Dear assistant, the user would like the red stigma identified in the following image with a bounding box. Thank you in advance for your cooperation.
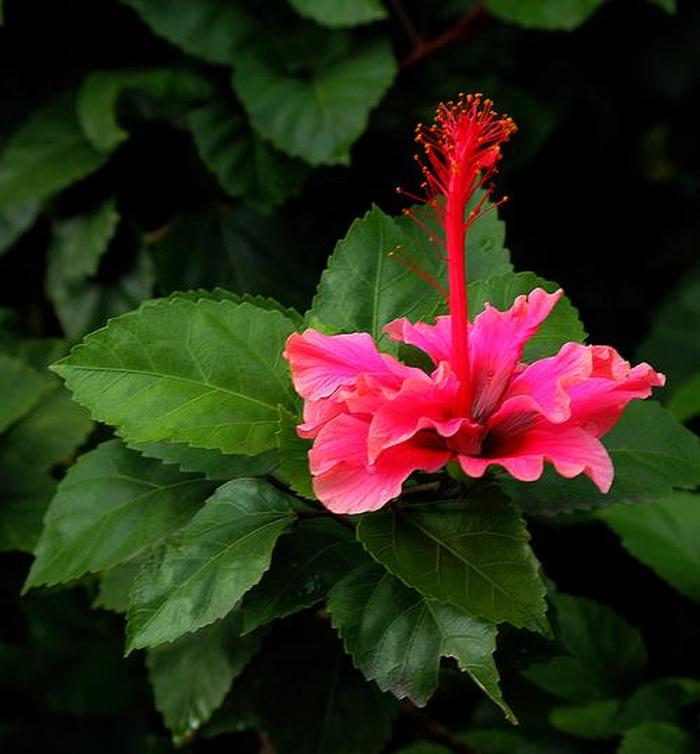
[413,93,517,417]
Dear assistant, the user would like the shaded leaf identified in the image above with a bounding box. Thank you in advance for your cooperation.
[549,700,621,740]
[0,471,56,553]
[505,401,700,515]
[187,102,308,211]
[0,200,39,255]
[275,407,314,499]
[232,39,396,166]
[77,68,212,153]
[147,611,262,744]
[328,562,511,716]
[121,0,254,65]
[0,354,52,433]
[288,0,387,27]
[357,491,548,633]
[522,593,646,702]
[598,492,700,603]
[126,478,298,649]
[25,439,213,589]
[619,722,694,754]
[0,94,107,210]
[668,371,700,422]
[241,517,364,633]
[53,298,297,455]
[95,557,147,614]
[485,0,606,31]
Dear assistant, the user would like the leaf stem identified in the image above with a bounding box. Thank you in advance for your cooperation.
[399,3,487,70]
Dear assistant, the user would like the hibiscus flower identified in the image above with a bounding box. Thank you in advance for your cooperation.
[284,94,664,514]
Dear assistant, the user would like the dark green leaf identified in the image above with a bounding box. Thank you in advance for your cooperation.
[232,39,396,166]
[150,206,309,310]
[0,94,107,210]
[619,722,694,754]
[668,371,700,422]
[309,205,515,349]
[187,102,308,211]
[77,68,213,152]
[248,622,398,754]
[126,478,298,649]
[506,401,700,515]
[357,491,548,633]
[288,0,388,27]
[522,593,646,702]
[0,471,56,553]
[485,0,606,30]
[146,611,262,744]
[133,441,278,480]
[45,199,154,338]
[0,354,52,432]
[549,700,621,740]
[53,298,297,455]
[121,0,254,65]
[328,562,512,716]
[25,439,214,589]
[649,0,676,11]
[241,517,364,633]
[0,201,39,255]
[598,492,700,603]
[275,407,314,499]
[615,678,700,731]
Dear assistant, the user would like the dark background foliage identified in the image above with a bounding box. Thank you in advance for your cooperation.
[2,1,700,752]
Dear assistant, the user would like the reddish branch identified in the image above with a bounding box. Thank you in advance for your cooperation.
[398,2,487,70]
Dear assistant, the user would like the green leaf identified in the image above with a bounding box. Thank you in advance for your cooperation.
[309,205,514,348]
[0,471,56,553]
[648,0,676,13]
[241,518,364,633]
[619,722,694,754]
[505,401,700,515]
[288,0,387,27]
[232,39,396,166]
[133,441,278,480]
[468,272,586,362]
[0,201,39,256]
[150,206,309,310]
[146,612,262,744]
[247,622,398,754]
[549,700,621,740]
[126,478,298,649]
[77,68,213,153]
[0,388,93,471]
[357,491,548,633]
[637,269,700,394]
[522,593,646,702]
[95,557,147,614]
[25,439,214,589]
[485,0,607,31]
[45,199,154,338]
[0,354,52,433]
[187,102,308,212]
[598,492,700,603]
[328,562,512,716]
[668,371,700,422]
[120,0,254,65]
[275,407,314,499]
[53,298,297,455]
[0,94,107,210]
[615,678,700,731]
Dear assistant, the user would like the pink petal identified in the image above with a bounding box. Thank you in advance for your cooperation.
[284,329,420,401]
[297,397,347,439]
[566,347,666,437]
[367,363,475,462]
[491,342,593,426]
[468,288,563,422]
[383,316,452,365]
[309,414,449,513]
[458,425,614,493]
